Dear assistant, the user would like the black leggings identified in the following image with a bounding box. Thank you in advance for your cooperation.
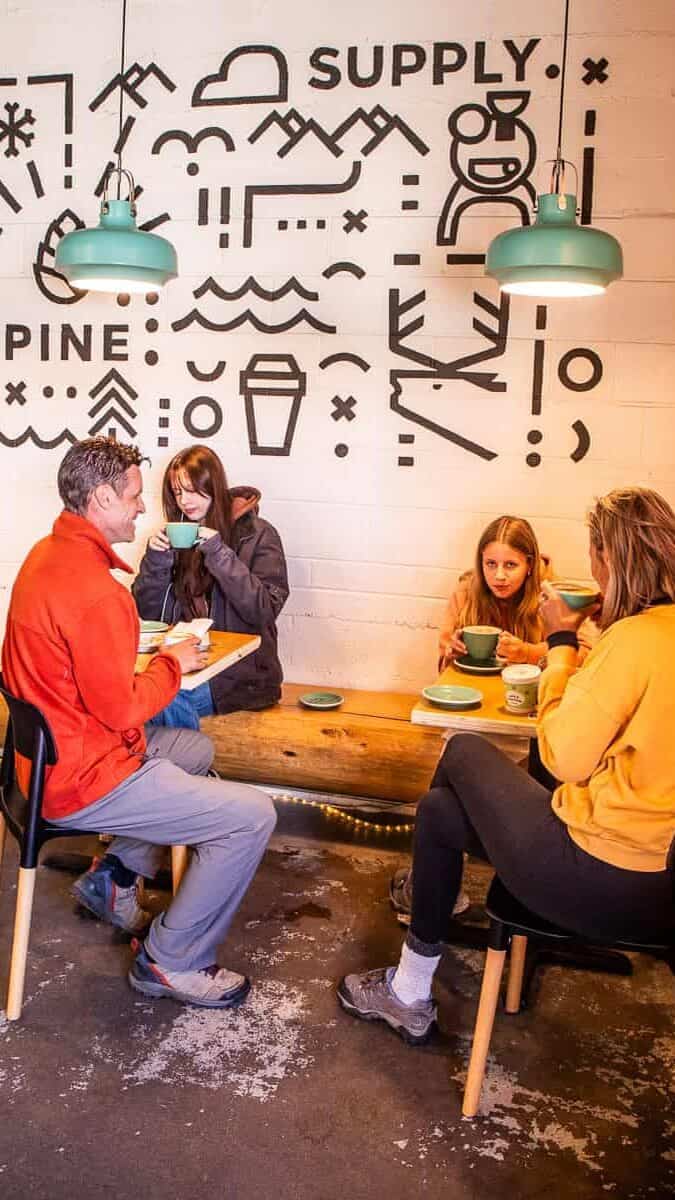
[409,734,675,952]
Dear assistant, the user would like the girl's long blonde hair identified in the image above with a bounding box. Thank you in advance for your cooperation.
[588,487,675,629]
[460,516,543,641]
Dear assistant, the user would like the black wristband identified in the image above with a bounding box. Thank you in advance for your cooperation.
[546,630,579,650]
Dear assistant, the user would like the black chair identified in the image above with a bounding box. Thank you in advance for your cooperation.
[0,677,90,1020]
[462,874,675,1117]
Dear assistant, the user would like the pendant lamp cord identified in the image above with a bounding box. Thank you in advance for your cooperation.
[553,0,571,193]
[114,0,126,196]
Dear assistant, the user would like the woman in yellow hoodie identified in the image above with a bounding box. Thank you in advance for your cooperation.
[338,487,675,1044]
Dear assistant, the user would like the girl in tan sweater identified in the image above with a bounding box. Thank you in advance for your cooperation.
[438,515,551,670]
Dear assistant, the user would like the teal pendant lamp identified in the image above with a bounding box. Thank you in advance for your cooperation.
[486,0,622,298]
[55,0,177,293]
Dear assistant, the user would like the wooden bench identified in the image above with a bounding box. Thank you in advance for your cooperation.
[201,683,447,805]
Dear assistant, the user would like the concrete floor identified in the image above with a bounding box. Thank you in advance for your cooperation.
[0,801,673,1200]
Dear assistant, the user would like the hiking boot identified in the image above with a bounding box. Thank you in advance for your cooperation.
[389,867,470,927]
[337,967,436,1045]
[128,943,251,1009]
[72,856,151,935]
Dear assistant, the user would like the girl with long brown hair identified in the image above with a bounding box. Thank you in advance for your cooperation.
[340,487,675,1045]
[133,445,288,727]
[438,515,549,669]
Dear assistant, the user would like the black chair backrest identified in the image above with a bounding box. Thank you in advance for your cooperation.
[0,675,58,856]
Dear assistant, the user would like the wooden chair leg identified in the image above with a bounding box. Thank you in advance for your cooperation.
[171,845,189,894]
[0,811,6,871]
[462,946,507,1118]
[505,934,528,1014]
[6,866,37,1021]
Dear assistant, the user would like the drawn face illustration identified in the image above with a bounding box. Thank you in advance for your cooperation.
[448,94,536,193]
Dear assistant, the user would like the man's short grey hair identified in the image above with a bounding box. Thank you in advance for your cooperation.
[57,437,149,515]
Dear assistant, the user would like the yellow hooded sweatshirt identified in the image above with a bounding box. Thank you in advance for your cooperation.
[537,602,675,873]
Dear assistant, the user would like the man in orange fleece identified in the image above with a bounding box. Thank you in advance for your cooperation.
[3,437,275,1009]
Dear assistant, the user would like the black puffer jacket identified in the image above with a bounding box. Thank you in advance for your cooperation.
[132,486,288,714]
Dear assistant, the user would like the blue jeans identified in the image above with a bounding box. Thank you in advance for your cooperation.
[149,682,215,730]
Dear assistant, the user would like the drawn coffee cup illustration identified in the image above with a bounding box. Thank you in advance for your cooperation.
[240,353,306,456]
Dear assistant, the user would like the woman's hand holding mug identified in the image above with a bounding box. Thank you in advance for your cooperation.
[447,629,468,660]
[497,631,528,663]
[149,528,171,552]
[538,580,589,636]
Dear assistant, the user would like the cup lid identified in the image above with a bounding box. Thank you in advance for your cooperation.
[501,664,541,682]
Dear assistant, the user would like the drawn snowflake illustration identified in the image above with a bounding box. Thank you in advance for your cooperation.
[0,102,36,157]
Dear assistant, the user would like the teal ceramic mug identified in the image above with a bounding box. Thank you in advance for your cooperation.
[462,625,500,661]
[166,522,199,549]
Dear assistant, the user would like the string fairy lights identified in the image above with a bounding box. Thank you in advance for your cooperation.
[272,792,415,835]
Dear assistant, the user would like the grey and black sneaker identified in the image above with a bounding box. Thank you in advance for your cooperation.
[72,856,151,935]
[129,944,251,1009]
[389,867,470,926]
[337,966,436,1045]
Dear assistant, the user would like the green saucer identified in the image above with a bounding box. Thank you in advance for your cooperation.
[299,691,344,710]
[422,685,482,710]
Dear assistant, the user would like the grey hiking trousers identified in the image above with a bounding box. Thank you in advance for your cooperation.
[52,726,276,970]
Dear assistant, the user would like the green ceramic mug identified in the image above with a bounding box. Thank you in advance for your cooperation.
[462,625,500,661]
[166,522,199,549]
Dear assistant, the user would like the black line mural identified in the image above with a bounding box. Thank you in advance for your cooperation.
[0,424,76,449]
[89,63,176,112]
[33,209,86,303]
[192,46,289,107]
[389,287,509,462]
[157,396,170,448]
[248,105,429,158]
[152,127,236,156]
[183,396,223,439]
[171,275,335,334]
[87,369,138,439]
[582,58,609,85]
[4,381,27,404]
[331,395,356,421]
[186,360,227,382]
[322,262,365,280]
[0,102,35,156]
[525,306,595,468]
[195,277,318,302]
[240,354,306,456]
[0,34,613,477]
[319,353,370,371]
[243,160,362,247]
[438,90,537,264]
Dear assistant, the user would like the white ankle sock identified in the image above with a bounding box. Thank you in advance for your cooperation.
[391,942,441,1006]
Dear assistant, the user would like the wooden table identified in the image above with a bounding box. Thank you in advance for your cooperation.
[136,629,260,684]
[410,662,538,740]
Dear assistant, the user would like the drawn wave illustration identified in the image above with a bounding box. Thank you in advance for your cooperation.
[0,425,77,449]
[172,309,336,334]
[193,275,319,303]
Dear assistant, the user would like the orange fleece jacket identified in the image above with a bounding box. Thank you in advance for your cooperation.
[2,511,181,820]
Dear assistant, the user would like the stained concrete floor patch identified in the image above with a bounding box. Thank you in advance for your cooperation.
[0,814,673,1199]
